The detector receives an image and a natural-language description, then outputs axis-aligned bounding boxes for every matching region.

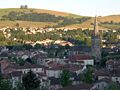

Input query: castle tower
[91,16,101,63]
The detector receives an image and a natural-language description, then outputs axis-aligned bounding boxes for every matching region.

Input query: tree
[26,58,32,64]
[34,44,41,49]
[83,66,93,83]
[108,82,119,90]
[18,58,25,66]
[100,50,109,67]
[22,44,33,50]
[64,44,70,49]
[22,70,40,90]
[13,81,25,90]
[15,23,19,27]
[0,75,12,90]
[60,70,72,87]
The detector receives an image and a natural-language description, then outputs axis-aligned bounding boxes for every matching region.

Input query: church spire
[93,16,98,36]
[91,15,101,63]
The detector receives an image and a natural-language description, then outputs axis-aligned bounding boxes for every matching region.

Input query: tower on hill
[91,16,101,63]
[20,5,28,9]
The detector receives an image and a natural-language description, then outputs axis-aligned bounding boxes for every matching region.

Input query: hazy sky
[0,0,120,16]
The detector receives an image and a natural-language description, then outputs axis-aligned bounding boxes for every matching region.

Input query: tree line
[2,11,90,27]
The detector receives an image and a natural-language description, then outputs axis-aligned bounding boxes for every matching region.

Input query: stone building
[91,16,101,63]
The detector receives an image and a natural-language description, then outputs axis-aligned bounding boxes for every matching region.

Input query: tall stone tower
[91,16,101,63]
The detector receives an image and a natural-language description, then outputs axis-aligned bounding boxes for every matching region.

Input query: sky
[0,0,120,16]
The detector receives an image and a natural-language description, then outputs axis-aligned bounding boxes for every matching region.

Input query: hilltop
[0,8,83,18]
[0,8,120,29]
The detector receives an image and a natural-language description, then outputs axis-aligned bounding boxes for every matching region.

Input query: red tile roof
[57,83,93,90]
[69,54,93,61]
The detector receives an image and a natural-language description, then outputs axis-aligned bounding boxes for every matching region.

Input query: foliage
[83,66,93,83]
[60,70,72,87]
[18,58,26,66]
[22,70,40,90]
[0,75,12,90]
[34,44,42,49]
[2,11,90,27]
[108,82,119,90]
[13,81,25,90]
[100,50,109,67]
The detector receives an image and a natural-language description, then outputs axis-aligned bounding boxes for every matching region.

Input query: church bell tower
[91,16,101,63]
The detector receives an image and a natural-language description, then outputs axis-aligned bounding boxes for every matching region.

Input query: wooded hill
[0,8,120,29]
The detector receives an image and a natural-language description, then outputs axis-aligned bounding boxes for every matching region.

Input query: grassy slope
[0,21,57,28]
[0,8,60,28]
[99,15,120,22]
[61,16,120,29]
[0,8,83,18]
[0,8,83,28]
[60,17,102,29]
[0,8,33,17]
[99,15,120,29]
[0,8,120,29]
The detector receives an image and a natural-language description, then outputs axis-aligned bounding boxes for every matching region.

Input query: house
[10,71,23,88]
[3,62,19,74]
[57,83,93,90]
[46,63,85,81]
[63,64,85,75]
[1,60,45,74]
[0,46,9,53]
[111,74,120,84]
[57,78,111,90]
[31,52,47,65]
[0,59,11,74]
[69,46,91,55]
[45,58,66,67]
[37,73,50,90]
[46,66,62,78]
[54,40,74,46]
[106,60,120,84]
[36,39,53,46]
[15,63,45,74]
[106,60,120,72]
[93,69,110,80]
[92,78,111,90]
[70,72,81,85]
[69,54,94,66]
[49,77,61,90]
[46,61,63,68]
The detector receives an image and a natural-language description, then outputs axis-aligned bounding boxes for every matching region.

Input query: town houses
[0,16,120,90]
[0,44,120,90]
[0,46,94,90]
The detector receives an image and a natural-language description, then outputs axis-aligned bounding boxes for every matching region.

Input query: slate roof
[70,45,91,53]
[11,71,22,77]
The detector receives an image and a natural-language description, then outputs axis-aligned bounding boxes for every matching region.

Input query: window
[116,77,118,80]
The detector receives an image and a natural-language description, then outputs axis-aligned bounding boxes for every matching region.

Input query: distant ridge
[0,8,83,18]
[0,8,120,29]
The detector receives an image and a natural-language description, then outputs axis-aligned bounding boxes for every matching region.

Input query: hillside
[61,16,120,29]
[0,8,90,28]
[0,8,83,18]
[0,8,120,29]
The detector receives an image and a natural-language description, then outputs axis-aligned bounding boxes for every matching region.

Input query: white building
[69,54,94,66]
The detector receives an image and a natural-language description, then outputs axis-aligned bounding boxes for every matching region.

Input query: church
[69,16,101,63]
[91,16,101,63]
